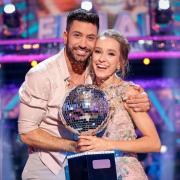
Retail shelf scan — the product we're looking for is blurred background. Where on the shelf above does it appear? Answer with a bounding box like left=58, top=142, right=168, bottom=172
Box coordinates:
left=0, top=0, right=180, bottom=179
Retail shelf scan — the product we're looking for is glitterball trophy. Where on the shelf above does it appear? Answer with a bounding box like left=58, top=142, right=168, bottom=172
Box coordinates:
left=59, top=85, right=117, bottom=180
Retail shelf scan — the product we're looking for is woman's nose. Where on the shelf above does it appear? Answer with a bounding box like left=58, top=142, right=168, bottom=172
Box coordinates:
left=98, top=54, right=106, bottom=62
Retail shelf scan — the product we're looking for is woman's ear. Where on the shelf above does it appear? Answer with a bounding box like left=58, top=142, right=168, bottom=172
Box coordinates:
left=118, top=61, right=122, bottom=70
left=115, top=64, right=122, bottom=78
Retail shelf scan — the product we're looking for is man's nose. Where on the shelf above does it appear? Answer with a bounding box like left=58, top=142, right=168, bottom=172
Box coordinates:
left=79, top=38, right=87, bottom=48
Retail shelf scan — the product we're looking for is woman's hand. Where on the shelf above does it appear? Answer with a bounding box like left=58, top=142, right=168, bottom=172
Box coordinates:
left=77, top=136, right=111, bottom=152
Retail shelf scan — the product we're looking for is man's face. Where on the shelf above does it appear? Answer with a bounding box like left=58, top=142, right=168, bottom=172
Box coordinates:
left=64, top=20, right=98, bottom=63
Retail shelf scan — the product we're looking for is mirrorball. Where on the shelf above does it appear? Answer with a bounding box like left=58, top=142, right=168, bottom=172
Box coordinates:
left=59, top=85, right=110, bottom=135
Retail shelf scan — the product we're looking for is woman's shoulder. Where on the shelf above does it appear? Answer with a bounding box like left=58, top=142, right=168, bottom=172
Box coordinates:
left=121, top=80, right=140, bottom=96
left=120, top=80, right=136, bottom=87
left=109, top=80, right=140, bottom=99
left=102, top=80, right=139, bottom=98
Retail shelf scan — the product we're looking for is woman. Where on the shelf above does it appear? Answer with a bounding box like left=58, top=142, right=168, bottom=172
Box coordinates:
left=77, top=29, right=161, bottom=180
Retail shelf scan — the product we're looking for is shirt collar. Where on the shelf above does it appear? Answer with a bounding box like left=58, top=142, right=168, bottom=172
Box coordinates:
left=57, top=48, right=93, bottom=84
left=56, top=48, right=70, bottom=82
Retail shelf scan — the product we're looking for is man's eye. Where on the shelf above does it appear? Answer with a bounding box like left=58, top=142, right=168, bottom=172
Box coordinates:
left=88, top=36, right=96, bottom=41
left=73, top=33, right=80, bottom=37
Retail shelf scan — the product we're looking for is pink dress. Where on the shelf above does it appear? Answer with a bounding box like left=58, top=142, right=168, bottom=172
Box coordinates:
left=102, top=81, right=148, bottom=180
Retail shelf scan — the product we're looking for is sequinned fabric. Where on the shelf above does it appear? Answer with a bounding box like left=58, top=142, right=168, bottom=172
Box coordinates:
left=102, top=81, right=148, bottom=180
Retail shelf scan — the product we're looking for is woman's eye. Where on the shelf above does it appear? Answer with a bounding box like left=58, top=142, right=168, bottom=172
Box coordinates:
left=108, top=53, right=115, bottom=56
left=94, top=50, right=101, bottom=53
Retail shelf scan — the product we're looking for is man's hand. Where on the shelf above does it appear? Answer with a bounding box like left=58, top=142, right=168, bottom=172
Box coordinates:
left=125, top=84, right=151, bottom=112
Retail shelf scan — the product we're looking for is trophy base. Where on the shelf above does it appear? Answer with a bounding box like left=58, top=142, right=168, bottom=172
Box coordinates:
left=67, top=151, right=117, bottom=180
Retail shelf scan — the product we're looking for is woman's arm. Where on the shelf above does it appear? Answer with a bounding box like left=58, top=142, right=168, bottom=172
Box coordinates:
left=109, top=112, right=161, bottom=153
left=77, top=113, right=161, bottom=153
left=77, top=87, right=161, bottom=153
left=112, top=86, right=161, bottom=153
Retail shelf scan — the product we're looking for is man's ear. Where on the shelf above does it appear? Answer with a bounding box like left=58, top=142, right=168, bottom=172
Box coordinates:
left=63, top=31, right=68, bottom=45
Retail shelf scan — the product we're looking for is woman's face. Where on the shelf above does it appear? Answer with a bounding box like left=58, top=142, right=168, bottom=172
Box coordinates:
left=92, top=36, right=121, bottom=81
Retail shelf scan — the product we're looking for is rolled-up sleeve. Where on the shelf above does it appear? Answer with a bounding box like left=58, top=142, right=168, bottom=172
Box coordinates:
left=18, top=69, right=50, bottom=134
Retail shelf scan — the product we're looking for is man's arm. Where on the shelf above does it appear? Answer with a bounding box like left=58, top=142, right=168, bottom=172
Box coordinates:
left=19, top=102, right=77, bottom=153
left=18, top=68, right=77, bottom=153
left=20, top=128, right=77, bottom=152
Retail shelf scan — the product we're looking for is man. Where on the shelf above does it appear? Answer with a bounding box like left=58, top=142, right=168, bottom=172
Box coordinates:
left=19, top=9, right=150, bottom=180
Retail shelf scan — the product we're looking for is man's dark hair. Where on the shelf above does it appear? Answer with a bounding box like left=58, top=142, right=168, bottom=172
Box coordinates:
left=66, top=9, right=99, bottom=32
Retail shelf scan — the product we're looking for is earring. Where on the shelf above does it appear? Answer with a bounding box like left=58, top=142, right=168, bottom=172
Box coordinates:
left=115, top=68, right=122, bottom=79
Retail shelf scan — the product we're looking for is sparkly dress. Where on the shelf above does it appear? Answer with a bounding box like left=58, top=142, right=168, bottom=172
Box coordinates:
left=102, top=81, right=148, bottom=180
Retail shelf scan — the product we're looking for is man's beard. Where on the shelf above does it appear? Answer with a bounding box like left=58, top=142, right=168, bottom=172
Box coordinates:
left=65, top=44, right=92, bottom=65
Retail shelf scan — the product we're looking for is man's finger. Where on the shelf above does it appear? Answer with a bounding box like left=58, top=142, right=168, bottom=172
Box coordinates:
left=126, top=92, right=148, bottom=102
left=127, top=102, right=149, bottom=108
left=126, top=98, right=149, bottom=104
left=127, top=92, right=147, bottom=99
left=132, top=84, right=144, bottom=92
left=133, top=108, right=143, bottom=112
